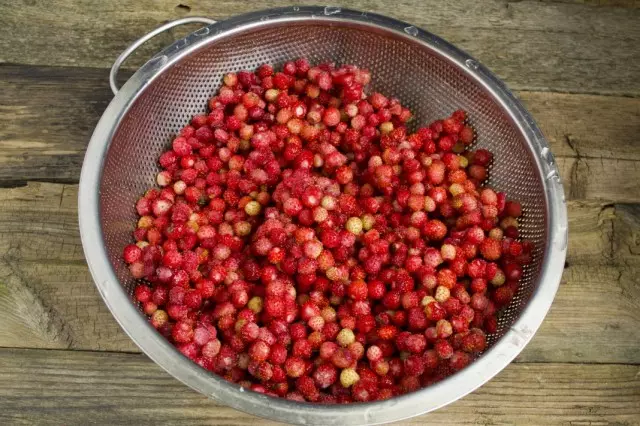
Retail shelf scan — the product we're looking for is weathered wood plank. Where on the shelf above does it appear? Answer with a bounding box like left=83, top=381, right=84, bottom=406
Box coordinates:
left=2, top=65, right=640, bottom=203
left=556, top=157, right=640, bottom=203
left=517, top=91, right=640, bottom=161
left=521, top=264, right=640, bottom=363
left=0, top=1, right=639, bottom=95
left=613, top=203, right=640, bottom=267
left=544, top=0, right=640, bottom=7
left=0, top=66, right=113, bottom=185
left=0, top=348, right=638, bottom=425
left=0, top=183, right=138, bottom=352
left=1, top=183, right=639, bottom=363
left=566, top=200, right=615, bottom=265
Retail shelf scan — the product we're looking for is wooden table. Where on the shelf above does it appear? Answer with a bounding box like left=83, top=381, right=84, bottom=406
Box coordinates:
left=1, top=1, right=639, bottom=424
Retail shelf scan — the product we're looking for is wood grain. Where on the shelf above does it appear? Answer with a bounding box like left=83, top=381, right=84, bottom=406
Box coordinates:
left=522, top=264, right=640, bottom=363
left=1, top=183, right=638, bottom=363
left=545, top=0, right=640, bottom=7
left=0, top=66, right=113, bottom=185
left=0, top=0, right=638, bottom=424
left=1, top=65, right=640, bottom=202
left=0, top=1, right=639, bottom=95
left=0, top=183, right=138, bottom=352
left=0, top=348, right=638, bottom=425
left=613, top=203, right=640, bottom=267
left=557, top=157, right=640, bottom=203
left=518, top=91, right=640, bottom=161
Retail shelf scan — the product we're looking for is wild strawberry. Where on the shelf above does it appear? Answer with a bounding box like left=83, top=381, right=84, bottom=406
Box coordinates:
left=480, top=238, right=502, bottom=261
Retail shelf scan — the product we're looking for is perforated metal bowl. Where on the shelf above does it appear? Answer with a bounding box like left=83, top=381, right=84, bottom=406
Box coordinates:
left=79, top=6, right=567, bottom=425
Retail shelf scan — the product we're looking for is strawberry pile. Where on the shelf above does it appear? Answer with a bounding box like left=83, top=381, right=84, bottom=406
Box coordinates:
left=123, top=59, right=532, bottom=403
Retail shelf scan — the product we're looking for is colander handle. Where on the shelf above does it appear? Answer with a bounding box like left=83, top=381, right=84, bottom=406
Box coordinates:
left=109, top=17, right=217, bottom=95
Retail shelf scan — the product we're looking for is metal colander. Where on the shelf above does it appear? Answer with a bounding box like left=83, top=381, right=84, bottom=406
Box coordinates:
left=79, top=6, right=567, bottom=425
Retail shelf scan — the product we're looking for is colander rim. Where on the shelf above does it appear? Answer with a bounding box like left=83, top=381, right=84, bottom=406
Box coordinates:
left=79, top=6, right=567, bottom=425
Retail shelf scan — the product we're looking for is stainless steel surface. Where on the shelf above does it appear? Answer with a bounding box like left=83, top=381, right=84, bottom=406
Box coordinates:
left=79, top=6, right=568, bottom=425
left=109, top=17, right=217, bottom=95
